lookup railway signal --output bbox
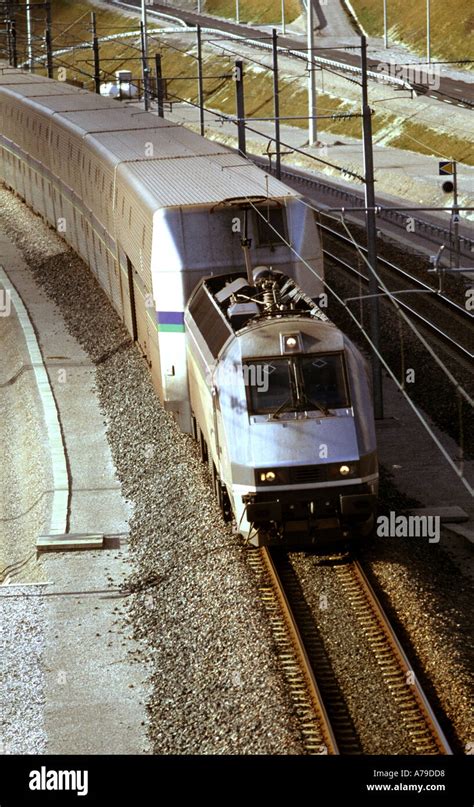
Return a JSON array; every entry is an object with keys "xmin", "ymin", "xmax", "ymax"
[
  {"xmin": 440, "ymin": 160, "xmax": 460, "ymax": 268},
  {"xmin": 439, "ymin": 160, "xmax": 455, "ymax": 175}
]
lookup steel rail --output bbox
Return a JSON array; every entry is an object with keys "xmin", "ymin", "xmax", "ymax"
[
  {"xmin": 267, "ymin": 549, "xmax": 363, "ymax": 754},
  {"xmin": 323, "ymin": 247, "xmax": 473, "ymax": 362},
  {"xmin": 319, "ymin": 221, "xmax": 472, "ymax": 322},
  {"xmin": 266, "ymin": 549, "xmax": 453, "ymax": 754},
  {"xmin": 247, "ymin": 547, "xmax": 340, "ymax": 754},
  {"xmin": 337, "ymin": 560, "xmax": 453, "ymax": 754}
]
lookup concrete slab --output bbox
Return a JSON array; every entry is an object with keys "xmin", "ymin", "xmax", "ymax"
[
  {"xmin": 37, "ymin": 534, "xmax": 105, "ymax": 551},
  {"xmin": 0, "ymin": 227, "xmax": 149, "ymax": 754},
  {"xmin": 40, "ymin": 546, "xmax": 150, "ymax": 755}
]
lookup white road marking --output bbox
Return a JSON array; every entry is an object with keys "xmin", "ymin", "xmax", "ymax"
[{"xmin": 0, "ymin": 266, "xmax": 69, "ymax": 537}]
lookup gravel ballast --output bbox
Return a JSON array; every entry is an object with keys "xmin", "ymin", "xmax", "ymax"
[
  {"xmin": 288, "ymin": 555, "xmax": 415, "ymax": 754},
  {"xmin": 1, "ymin": 183, "xmax": 471, "ymax": 754},
  {"xmin": 0, "ymin": 187, "xmax": 305, "ymax": 754},
  {"xmin": 360, "ymin": 531, "xmax": 473, "ymax": 753},
  {"xmin": 323, "ymin": 260, "xmax": 473, "ymax": 752},
  {"xmin": 1, "ymin": 585, "xmax": 47, "ymax": 754}
]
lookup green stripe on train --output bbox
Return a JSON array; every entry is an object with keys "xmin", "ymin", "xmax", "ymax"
[{"xmin": 157, "ymin": 323, "xmax": 185, "ymax": 333}]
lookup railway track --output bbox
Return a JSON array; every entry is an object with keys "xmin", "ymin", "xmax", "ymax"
[
  {"xmin": 319, "ymin": 222, "xmax": 474, "ymax": 364},
  {"xmin": 113, "ymin": 0, "xmax": 474, "ymax": 108},
  {"xmin": 333, "ymin": 559, "xmax": 452, "ymax": 755},
  {"xmin": 253, "ymin": 548, "xmax": 453, "ymax": 755},
  {"xmin": 247, "ymin": 547, "xmax": 339, "ymax": 755},
  {"xmin": 252, "ymin": 159, "xmax": 474, "ymax": 262}
]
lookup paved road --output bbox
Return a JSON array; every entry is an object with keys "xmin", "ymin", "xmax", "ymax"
[
  {"xmin": 310, "ymin": 0, "xmax": 358, "ymax": 40},
  {"xmin": 113, "ymin": 0, "xmax": 474, "ymax": 108}
]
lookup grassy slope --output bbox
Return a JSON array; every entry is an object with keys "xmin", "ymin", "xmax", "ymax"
[
  {"xmin": 351, "ymin": 0, "xmax": 474, "ymax": 63},
  {"xmin": 20, "ymin": 0, "xmax": 473, "ymax": 165},
  {"xmin": 205, "ymin": 0, "xmax": 302, "ymax": 25},
  {"xmin": 41, "ymin": 0, "xmax": 387, "ymax": 139}
]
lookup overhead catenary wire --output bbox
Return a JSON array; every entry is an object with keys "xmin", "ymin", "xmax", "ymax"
[
  {"xmin": 292, "ymin": 195, "xmax": 474, "ymax": 406},
  {"xmin": 154, "ymin": 85, "xmax": 366, "ymax": 180},
  {"xmin": 240, "ymin": 196, "xmax": 473, "ymax": 498},
  {"xmin": 27, "ymin": 28, "xmax": 471, "ymax": 226},
  {"xmin": 338, "ymin": 214, "xmax": 474, "ymax": 407},
  {"xmin": 41, "ymin": 30, "xmax": 469, "ymax": 220},
  {"xmin": 6, "ymin": 13, "xmax": 472, "ymax": 493},
  {"xmin": 385, "ymin": 125, "xmax": 474, "ymax": 166},
  {"xmin": 20, "ymin": 14, "xmax": 395, "ymax": 92},
  {"xmin": 18, "ymin": 19, "xmax": 423, "ymax": 180}
]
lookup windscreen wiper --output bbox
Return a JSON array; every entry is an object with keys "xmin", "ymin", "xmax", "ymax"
[
  {"xmin": 268, "ymin": 397, "xmax": 294, "ymax": 420},
  {"xmin": 301, "ymin": 392, "xmax": 331, "ymax": 416}
]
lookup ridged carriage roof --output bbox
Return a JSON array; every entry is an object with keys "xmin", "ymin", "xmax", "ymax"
[{"xmin": 0, "ymin": 65, "xmax": 298, "ymax": 209}]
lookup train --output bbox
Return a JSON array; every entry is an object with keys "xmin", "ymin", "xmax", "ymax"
[
  {"xmin": 186, "ymin": 267, "xmax": 378, "ymax": 545},
  {"xmin": 0, "ymin": 64, "xmax": 378, "ymax": 546}
]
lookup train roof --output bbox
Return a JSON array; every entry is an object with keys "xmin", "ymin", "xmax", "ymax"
[
  {"xmin": 186, "ymin": 270, "xmax": 340, "ymax": 360},
  {"xmin": 0, "ymin": 64, "xmax": 298, "ymax": 210}
]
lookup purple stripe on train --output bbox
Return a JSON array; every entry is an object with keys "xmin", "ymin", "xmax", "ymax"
[{"xmin": 156, "ymin": 311, "xmax": 184, "ymax": 325}]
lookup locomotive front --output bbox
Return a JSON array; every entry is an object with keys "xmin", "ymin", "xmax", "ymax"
[{"xmin": 186, "ymin": 269, "xmax": 378, "ymax": 547}]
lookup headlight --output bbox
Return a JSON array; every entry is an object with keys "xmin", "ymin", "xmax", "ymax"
[
  {"xmin": 327, "ymin": 462, "xmax": 359, "ymax": 481},
  {"xmin": 259, "ymin": 470, "xmax": 277, "ymax": 482}
]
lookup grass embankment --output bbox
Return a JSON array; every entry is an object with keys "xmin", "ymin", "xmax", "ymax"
[
  {"xmin": 41, "ymin": 0, "xmax": 392, "ymax": 141},
  {"xmin": 204, "ymin": 0, "xmax": 302, "ymax": 25},
  {"xmin": 351, "ymin": 0, "xmax": 474, "ymax": 64},
  {"xmin": 19, "ymin": 0, "xmax": 474, "ymax": 166},
  {"xmin": 387, "ymin": 122, "xmax": 474, "ymax": 166}
]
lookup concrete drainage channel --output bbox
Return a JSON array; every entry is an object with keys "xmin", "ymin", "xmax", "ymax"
[
  {"xmin": 0, "ymin": 226, "xmax": 148, "ymax": 755},
  {"xmin": 0, "ymin": 265, "xmax": 69, "ymax": 551},
  {"xmin": 0, "ymin": 263, "xmax": 112, "ymax": 565}
]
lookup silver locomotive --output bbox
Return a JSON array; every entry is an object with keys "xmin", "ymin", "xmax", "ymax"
[{"xmin": 185, "ymin": 267, "xmax": 378, "ymax": 546}]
